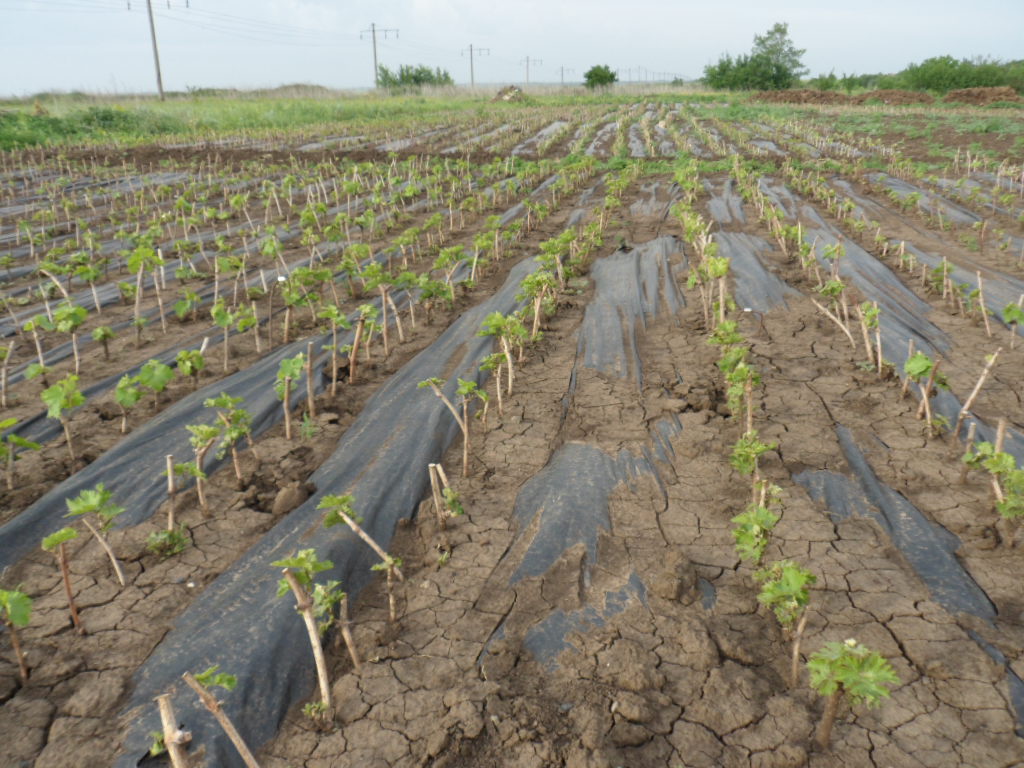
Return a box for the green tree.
[752,22,807,83]
[703,22,806,90]
[583,65,618,89]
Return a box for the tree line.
[703,22,1023,94]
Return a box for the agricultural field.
[0,92,1023,768]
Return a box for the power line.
[361,22,398,88]
[154,11,344,47]
[462,44,490,87]
[7,0,351,45]
[144,0,165,100]
[520,56,542,85]
[5,0,128,12]
[160,5,352,43]
[558,66,574,85]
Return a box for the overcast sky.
[2,0,1022,96]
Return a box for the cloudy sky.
[1,0,1021,96]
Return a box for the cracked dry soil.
[256,187,1024,768]
[3,169,1024,768]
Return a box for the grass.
[0,94,486,150]
[0,85,719,150]
[2,86,1019,152]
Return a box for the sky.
[1,0,1022,97]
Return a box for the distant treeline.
[806,56,1024,94]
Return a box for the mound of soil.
[943,86,1022,105]
[752,89,851,105]
[852,90,934,105]
[494,86,524,103]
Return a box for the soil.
[1,99,1024,768]
[944,87,1023,106]
[852,90,935,106]
[254,175,1024,768]
[752,89,1001,108]
[753,90,852,106]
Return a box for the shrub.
[583,65,618,89]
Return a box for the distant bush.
[583,65,618,89]
[903,56,1007,92]
[807,71,840,91]
[378,64,454,90]
[806,57,1024,96]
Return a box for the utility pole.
[361,22,399,88]
[462,44,490,87]
[559,66,574,86]
[520,56,542,85]
[144,0,165,101]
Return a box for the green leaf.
[204,392,244,411]
[716,346,748,375]
[729,431,776,476]
[195,664,238,692]
[53,302,87,333]
[808,639,898,707]
[42,526,78,551]
[731,503,779,565]
[962,441,995,470]
[273,548,333,596]
[138,359,174,394]
[65,483,124,528]
[176,349,206,377]
[818,278,845,299]
[455,378,479,398]
[275,354,305,400]
[41,375,84,419]
[0,589,32,627]
[311,580,345,635]
[442,487,464,516]
[478,311,508,339]
[146,526,189,558]
[24,362,50,382]
[319,493,360,528]
[983,451,1016,477]
[210,298,235,329]
[187,422,221,450]
[148,731,166,757]
[7,432,41,452]
[903,351,933,381]
[708,319,743,347]
[115,375,143,409]
[1002,303,1024,326]
[706,255,731,279]
[173,461,204,480]
[755,560,816,627]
